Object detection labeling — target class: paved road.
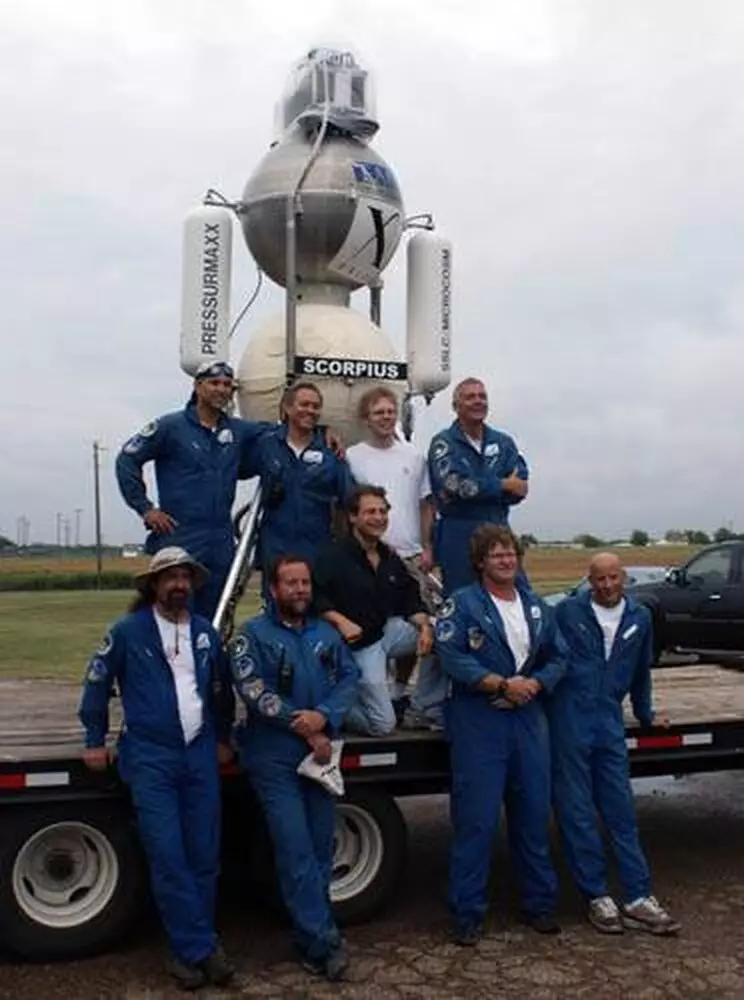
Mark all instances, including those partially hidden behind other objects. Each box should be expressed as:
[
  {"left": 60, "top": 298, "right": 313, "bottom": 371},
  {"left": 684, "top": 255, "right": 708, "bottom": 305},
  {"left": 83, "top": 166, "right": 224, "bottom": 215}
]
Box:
[{"left": 3, "top": 772, "right": 744, "bottom": 999}]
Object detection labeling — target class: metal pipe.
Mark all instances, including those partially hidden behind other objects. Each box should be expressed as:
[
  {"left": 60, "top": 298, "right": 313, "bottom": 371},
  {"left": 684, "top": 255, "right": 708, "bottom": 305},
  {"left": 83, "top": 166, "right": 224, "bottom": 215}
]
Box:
[
  {"left": 212, "top": 485, "right": 264, "bottom": 637},
  {"left": 284, "top": 61, "right": 331, "bottom": 385},
  {"left": 370, "top": 282, "right": 382, "bottom": 326},
  {"left": 93, "top": 442, "right": 103, "bottom": 588}
]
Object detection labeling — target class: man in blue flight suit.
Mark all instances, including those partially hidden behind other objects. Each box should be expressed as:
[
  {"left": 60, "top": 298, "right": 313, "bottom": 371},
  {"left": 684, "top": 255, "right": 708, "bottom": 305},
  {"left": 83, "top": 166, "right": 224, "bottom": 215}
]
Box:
[
  {"left": 428, "top": 377, "right": 529, "bottom": 595},
  {"left": 552, "top": 552, "right": 680, "bottom": 936},
  {"left": 230, "top": 555, "right": 359, "bottom": 981},
  {"left": 79, "top": 547, "right": 236, "bottom": 990},
  {"left": 115, "top": 361, "right": 270, "bottom": 620},
  {"left": 256, "top": 381, "right": 354, "bottom": 586},
  {"left": 435, "top": 524, "right": 566, "bottom": 946}
]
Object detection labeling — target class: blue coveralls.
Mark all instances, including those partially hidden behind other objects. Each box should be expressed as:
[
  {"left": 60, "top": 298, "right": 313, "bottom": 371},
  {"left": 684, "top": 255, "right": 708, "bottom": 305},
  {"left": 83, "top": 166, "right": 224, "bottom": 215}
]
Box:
[
  {"left": 79, "top": 608, "right": 234, "bottom": 965},
  {"left": 551, "top": 592, "right": 655, "bottom": 903},
  {"left": 427, "top": 422, "right": 529, "bottom": 594},
  {"left": 230, "top": 611, "right": 359, "bottom": 962},
  {"left": 115, "top": 402, "right": 269, "bottom": 619},
  {"left": 435, "top": 583, "right": 566, "bottom": 931},
  {"left": 256, "top": 426, "right": 354, "bottom": 581}
]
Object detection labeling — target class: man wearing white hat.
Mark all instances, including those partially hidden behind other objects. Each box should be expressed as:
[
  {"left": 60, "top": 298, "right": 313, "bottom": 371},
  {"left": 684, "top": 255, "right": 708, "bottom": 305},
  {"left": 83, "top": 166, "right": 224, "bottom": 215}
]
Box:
[{"left": 79, "top": 547, "right": 236, "bottom": 991}]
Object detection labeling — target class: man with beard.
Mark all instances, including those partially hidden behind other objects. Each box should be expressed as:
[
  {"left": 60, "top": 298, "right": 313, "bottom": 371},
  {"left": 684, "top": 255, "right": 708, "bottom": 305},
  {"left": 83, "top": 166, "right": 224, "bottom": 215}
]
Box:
[
  {"left": 427, "top": 378, "right": 529, "bottom": 595},
  {"left": 435, "top": 525, "right": 566, "bottom": 945},
  {"left": 551, "top": 552, "right": 680, "bottom": 936},
  {"left": 115, "top": 361, "right": 271, "bottom": 620},
  {"left": 230, "top": 556, "right": 359, "bottom": 981},
  {"left": 79, "top": 547, "right": 235, "bottom": 990}
]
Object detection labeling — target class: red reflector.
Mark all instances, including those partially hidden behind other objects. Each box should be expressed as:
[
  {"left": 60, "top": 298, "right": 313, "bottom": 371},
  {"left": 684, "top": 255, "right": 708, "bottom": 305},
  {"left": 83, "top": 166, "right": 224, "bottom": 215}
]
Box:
[
  {"left": 0, "top": 773, "right": 25, "bottom": 789},
  {"left": 341, "top": 755, "right": 360, "bottom": 770},
  {"left": 636, "top": 735, "right": 682, "bottom": 750},
  {"left": 219, "top": 761, "right": 241, "bottom": 777}
]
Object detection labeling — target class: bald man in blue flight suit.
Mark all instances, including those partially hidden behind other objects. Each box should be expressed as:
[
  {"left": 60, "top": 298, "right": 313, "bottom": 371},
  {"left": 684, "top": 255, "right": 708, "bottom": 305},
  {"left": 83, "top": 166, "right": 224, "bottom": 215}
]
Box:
[
  {"left": 230, "top": 554, "right": 359, "bottom": 981},
  {"left": 551, "top": 552, "right": 680, "bottom": 936},
  {"left": 79, "top": 546, "right": 235, "bottom": 991},
  {"left": 115, "top": 361, "right": 270, "bottom": 620},
  {"left": 428, "top": 377, "right": 529, "bottom": 595},
  {"left": 435, "top": 524, "right": 566, "bottom": 946}
]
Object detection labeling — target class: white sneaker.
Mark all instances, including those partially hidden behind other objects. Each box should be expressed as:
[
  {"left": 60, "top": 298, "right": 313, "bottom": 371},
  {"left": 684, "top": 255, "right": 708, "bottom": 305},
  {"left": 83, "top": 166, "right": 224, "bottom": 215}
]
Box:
[
  {"left": 588, "top": 895, "right": 624, "bottom": 934},
  {"left": 621, "top": 895, "right": 680, "bottom": 935}
]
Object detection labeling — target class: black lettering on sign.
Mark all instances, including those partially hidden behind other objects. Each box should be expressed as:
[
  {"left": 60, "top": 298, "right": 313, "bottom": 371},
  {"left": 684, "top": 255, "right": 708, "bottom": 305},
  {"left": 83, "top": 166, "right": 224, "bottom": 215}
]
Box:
[
  {"left": 200, "top": 223, "right": 222, "bottom": 355},
  {"left": 294, "top": 356, "right": 408, "bottom": 382}
]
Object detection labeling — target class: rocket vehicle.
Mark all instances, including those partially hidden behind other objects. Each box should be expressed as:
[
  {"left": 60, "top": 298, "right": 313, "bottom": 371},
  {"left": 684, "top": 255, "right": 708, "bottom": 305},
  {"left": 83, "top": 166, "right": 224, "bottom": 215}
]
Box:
[{"left": 180, "top": 46, "right": 452, "bottom": 443}]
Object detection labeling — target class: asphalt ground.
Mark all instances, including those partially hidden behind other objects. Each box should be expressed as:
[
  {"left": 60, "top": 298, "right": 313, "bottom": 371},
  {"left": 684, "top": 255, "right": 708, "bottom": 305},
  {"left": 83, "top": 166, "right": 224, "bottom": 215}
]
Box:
[{"left": 3, "top": 772, "right": 744, "bottom": 999}]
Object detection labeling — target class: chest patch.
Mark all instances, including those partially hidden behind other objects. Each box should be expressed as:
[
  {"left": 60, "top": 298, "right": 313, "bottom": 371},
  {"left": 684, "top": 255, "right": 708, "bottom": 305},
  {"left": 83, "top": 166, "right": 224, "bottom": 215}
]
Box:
[
  {"left": 467, "top": 627, "right": 485, "bottom": 651},
  {"left": 302, "top": 450, "right": 324, "bottom": 465}
]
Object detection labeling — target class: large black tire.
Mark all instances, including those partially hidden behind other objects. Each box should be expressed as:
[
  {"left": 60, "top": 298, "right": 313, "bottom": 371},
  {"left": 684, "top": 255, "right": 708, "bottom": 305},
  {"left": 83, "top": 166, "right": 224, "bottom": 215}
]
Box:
[
  {"left": 0, "top": 802, "right": 146, "bottom": 961},
  {"left": 331, "top": 789, "right": 408, "bottom": 926}
]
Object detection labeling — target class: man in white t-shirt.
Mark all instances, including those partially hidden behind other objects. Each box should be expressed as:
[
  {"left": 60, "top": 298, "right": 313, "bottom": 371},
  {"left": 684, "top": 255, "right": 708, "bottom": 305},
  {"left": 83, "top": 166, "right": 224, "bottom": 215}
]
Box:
[
  {"left": 347, "top": 386, "right": 435, "bottom": 571},
  {"left": 346, "top": 387, "right": 442, "bottom": 726},
  {"left": 552, "top": 553, "right": 679, "bottom": 937}
]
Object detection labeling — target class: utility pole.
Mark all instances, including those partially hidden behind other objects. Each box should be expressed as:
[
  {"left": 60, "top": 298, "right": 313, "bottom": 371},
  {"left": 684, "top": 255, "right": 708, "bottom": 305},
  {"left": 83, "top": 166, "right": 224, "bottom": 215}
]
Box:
[
  {"left": 55, "top": 511, "right": 63, "bottom": 548},
  {"left": 74, "top": 508, "right": 83, "bottom": 547},
  {"left": 93, "top": 442, "right": 104, "bottom": 588},
  {"left": 63, "top": 518, "right": 71, "bottom": 549}
]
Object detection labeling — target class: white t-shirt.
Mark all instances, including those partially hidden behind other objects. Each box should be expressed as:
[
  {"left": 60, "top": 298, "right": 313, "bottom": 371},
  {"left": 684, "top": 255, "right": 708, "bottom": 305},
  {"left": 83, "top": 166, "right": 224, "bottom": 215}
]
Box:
[
  {"left": 465, "top": 434, "right": 483, "bottom": 454},
  {"left": 591, "top": 599, "right": 626, "bottom": 660},
  {"left": 490, "top": 594, "right": 531, "bottom": 672},
  {"left": 154, "top": 610, "right": 203, "bottom": 743},
  {"left": 346, "top": 439, "right": 432, "bottom": 558}
]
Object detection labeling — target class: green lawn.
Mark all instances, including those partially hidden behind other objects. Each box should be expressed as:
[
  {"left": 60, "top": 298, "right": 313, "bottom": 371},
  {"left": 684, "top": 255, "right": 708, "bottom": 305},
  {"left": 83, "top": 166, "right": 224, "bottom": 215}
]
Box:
[
  {"left": 0, "top": 576, "right": 573, "bottom": 683},
  {"left": 0, "top": 591, "right": 262, "bottom": 682}
]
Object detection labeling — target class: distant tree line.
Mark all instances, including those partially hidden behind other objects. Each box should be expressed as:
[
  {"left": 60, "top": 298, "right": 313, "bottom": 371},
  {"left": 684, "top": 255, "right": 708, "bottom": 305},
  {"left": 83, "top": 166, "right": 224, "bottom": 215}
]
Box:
[{"left": 521, "top": 527, "right": 742, "bottom": 550}]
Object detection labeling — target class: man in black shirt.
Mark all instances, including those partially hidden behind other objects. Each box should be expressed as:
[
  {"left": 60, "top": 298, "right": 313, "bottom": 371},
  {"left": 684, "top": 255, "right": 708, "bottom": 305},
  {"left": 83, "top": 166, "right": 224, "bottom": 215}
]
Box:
[{"left": 314, "top": 485, "right": 447, "bottom": 735}]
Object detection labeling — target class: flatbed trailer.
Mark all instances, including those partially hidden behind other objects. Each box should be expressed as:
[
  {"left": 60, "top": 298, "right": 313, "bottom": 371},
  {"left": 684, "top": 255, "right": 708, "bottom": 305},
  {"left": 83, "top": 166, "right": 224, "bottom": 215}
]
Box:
[{"left": 1, "top": 664, "right": 744, "bottom": 961}]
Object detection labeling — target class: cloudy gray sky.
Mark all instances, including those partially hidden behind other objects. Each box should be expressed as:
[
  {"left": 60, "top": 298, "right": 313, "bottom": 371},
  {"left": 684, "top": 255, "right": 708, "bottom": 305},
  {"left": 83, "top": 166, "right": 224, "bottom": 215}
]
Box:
[{"left": 2, "top": 0, "right": 744, "bottom": 545}]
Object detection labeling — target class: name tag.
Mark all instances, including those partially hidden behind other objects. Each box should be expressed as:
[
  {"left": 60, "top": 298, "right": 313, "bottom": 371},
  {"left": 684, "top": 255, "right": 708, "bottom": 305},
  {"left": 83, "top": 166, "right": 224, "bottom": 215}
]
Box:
[
  {"left": 622, "top": 624, "right": 639, "bottom": 640},
  {"left": 303, "top": 450, "right": 324, "bottom": 465},
  {"left": 484, "top": 442, "right": 500, "bottom": 457}
]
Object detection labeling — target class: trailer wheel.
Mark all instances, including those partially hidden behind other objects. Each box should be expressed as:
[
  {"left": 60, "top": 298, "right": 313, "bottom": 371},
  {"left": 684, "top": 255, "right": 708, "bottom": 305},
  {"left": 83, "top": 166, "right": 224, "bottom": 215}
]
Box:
[
  {"left": 331, "top": 790, "right": 407, "bottom": 926},
  {"left": 0, "top": 803, "right": 145, "bottom": 961}
]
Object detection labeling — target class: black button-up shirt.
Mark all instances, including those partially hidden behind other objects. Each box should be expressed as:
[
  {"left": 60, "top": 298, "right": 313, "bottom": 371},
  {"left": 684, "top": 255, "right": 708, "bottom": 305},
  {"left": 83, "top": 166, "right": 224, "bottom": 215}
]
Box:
[{"left": 313, "top": 535, "right": 426, "bottom": 650}]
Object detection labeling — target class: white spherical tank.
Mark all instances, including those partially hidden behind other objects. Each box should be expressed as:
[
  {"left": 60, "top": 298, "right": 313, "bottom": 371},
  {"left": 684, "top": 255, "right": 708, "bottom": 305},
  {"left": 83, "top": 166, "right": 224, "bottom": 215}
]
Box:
[{"left": 236, "top": 303, "right": 405, "bottom": 444}]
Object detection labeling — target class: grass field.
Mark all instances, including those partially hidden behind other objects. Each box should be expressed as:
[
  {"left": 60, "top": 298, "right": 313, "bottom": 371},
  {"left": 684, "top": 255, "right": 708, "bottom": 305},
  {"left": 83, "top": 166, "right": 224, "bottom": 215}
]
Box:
[
  {"left": 0, "top": 546, "right": 697, "bottom": 683},
  {"left": 0, "top": 556, "right": 150, "bottom": 576}
]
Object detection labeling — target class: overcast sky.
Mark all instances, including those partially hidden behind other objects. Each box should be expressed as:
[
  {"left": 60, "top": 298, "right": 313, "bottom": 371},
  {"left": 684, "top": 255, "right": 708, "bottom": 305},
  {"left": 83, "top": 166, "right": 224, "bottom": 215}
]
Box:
[{"left": 2, "top": 0, "right": 744, "bottom": 545}]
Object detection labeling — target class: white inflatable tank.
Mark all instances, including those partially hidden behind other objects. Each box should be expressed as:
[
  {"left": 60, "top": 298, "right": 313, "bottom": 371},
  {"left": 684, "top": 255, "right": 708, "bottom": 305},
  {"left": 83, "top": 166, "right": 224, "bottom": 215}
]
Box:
[
  {"left": 180, "top": 205, "right": 233, "bottom": 376},
  {"left": 236, "top": 303, "right": 405, "bottom": 444},
  {"left": 406, "top": 231, "right": 452, "bottom": 397}
]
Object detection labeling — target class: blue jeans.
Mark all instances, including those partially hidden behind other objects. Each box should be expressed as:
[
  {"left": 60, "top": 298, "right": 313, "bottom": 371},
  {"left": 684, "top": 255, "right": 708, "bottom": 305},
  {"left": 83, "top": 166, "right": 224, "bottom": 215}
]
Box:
[{"left": 345, "top": 618, "right": 447, "bottom": 735}]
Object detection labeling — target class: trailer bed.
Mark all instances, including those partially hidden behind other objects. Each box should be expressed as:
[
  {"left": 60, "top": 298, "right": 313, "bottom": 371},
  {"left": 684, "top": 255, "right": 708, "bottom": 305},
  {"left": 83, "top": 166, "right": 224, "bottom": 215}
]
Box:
[{"left": 2, "top": 665, "right": 744, "bottom": 788}]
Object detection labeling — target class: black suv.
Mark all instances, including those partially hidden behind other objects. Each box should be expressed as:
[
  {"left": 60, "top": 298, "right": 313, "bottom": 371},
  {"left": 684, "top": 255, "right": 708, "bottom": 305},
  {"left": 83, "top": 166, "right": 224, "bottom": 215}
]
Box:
[{"left": 629, "top": 541, "right": 744, "bottom": 661}]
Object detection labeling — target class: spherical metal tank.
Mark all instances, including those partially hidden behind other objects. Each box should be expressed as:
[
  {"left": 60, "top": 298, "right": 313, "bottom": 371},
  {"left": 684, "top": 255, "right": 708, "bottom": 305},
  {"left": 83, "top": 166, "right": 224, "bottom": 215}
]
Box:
[
  {"left": 240, "top": 130, "right": 405, "bottom": 291},
  {"left": 236, "top": 303, "right": 405, "bottom": 445}
]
